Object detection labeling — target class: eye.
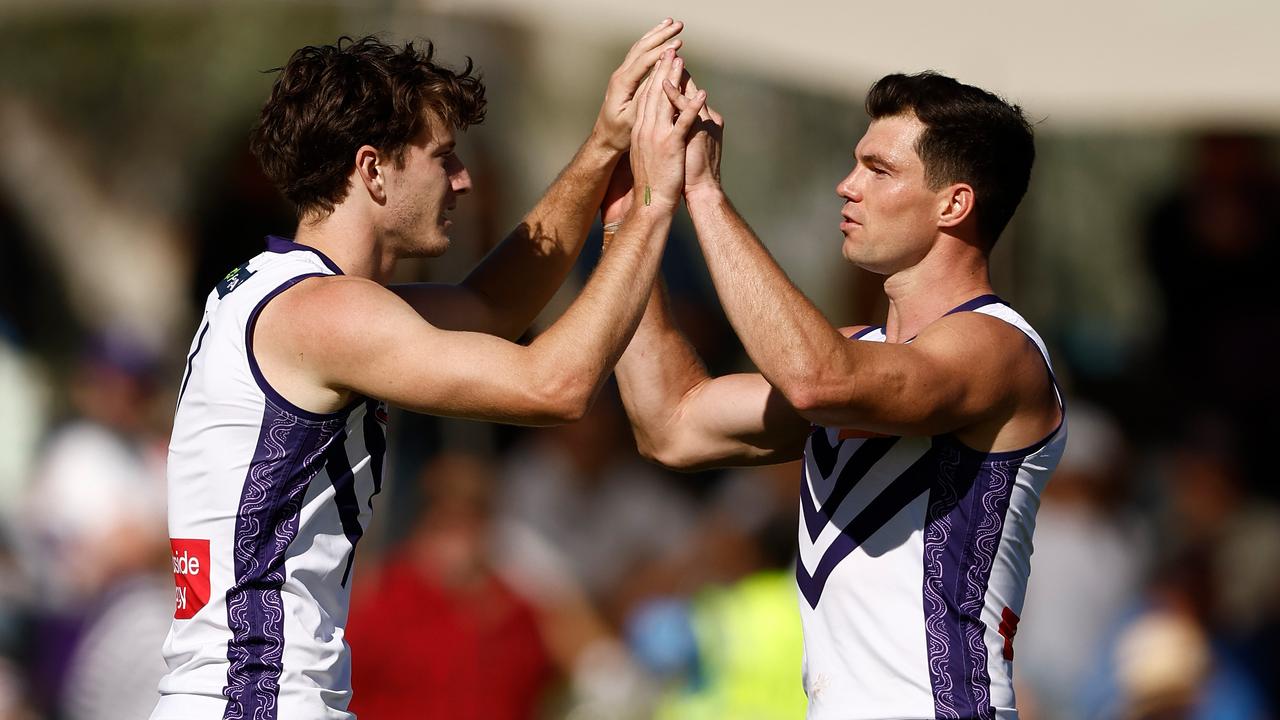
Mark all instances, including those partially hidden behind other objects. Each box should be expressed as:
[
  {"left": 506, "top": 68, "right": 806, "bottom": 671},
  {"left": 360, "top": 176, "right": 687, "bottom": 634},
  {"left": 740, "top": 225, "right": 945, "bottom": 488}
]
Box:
[{"left": 871, "top": 166, "right": 889, "bottom": 176}]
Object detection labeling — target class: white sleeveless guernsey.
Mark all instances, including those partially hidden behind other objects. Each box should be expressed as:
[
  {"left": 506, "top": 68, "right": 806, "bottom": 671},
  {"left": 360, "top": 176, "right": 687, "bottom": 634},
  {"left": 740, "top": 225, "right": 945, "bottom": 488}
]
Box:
[
  {"left": 153, "top": 236, "right": 386, "bottom": 720},
  {"left": 796, "top": 295, "right": 1066, "bottom": 720}
]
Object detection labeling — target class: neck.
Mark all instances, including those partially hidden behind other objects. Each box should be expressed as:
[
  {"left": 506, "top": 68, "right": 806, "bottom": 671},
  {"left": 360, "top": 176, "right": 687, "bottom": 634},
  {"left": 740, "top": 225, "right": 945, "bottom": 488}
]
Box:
[
  {"left": 292, "top": 205, "right": 395, "bottom": 283},
  {"left": 881, "top": 235, "right": 993, "bottom": 343}
]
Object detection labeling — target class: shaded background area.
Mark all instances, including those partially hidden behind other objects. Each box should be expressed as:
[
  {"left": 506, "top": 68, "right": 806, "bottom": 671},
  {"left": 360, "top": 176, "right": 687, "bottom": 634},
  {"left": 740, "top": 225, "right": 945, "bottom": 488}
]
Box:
[{"left": 1, "top": 2, "right": 1278, "bottom": 719}]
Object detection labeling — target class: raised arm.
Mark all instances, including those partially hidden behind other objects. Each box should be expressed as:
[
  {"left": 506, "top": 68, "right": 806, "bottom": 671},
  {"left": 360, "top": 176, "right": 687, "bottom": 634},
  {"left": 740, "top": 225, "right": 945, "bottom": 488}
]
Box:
[
  {"left": 665, "top": 83, "right": 1057, "bottom": 443},
  {"left": 606, "top": 101, "right": 808, "bottom": 471},
  {"left": 391, "top": 19, "right": 685, "bottom": 340},
  {"left": 256, "top": 49, "right": 706, "bottom": 426}
]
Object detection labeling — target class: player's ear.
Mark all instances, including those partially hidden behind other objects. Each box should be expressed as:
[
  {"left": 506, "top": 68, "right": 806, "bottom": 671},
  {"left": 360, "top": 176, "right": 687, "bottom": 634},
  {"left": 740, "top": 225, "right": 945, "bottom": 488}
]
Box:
[
  {"left": 354, "top": 145, "right": 386, "bottom": 204},
  {"left": 936, "top": 182, "right": 974, "bottom": 229}
]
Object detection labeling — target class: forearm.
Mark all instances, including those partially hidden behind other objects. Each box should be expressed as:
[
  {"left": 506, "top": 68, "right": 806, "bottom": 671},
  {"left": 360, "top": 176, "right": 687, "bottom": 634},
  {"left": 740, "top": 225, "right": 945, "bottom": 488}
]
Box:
[
  {"left": 686, "top": 189, "right": 853, "bottom": 402},
  {"left": 526, "top": 204, "right": 674, "bottom": 417},
  {"left": 461, "top": 132, "right": 622, "bottom": 339},
  {"left": 614, "top": 279, "right": 712, "bottom": 455}
]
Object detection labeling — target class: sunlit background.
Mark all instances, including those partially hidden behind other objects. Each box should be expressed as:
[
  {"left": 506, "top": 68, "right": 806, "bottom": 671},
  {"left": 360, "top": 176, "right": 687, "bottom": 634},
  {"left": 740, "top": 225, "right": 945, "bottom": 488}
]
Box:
[{"left": 1, "top": 2, "right": 1278, "bottom": 719}]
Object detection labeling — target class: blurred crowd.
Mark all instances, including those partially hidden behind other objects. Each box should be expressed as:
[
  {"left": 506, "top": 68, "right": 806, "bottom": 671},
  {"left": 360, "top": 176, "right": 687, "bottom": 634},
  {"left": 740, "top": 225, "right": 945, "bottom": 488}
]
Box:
[{"left": 2, "top": 9, "right": 1280, "bottom": 720}]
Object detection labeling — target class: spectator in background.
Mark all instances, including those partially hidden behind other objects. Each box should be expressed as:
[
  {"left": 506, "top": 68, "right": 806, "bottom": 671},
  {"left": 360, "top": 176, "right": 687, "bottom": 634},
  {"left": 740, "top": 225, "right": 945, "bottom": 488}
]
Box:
[
  {"left": 640, "top": 461, "right": 807, "bottom": 720},
  {"left": 347, "top": 452, "right": 553, "bottom": 720},
  {"left": 10, "top": 329, "right": 170, "bottom": 718},
  {"left": 1143, "top": 133, "right": 1280, "bottom": 481},
  {"left": 1081, "top": 549, "right": 1269, "bottom": 720},
  {"left": 497, "top": 385, "right": 698, "bottom": 621},
  {"left": 1162, "top": 418, "right": 1280, "bottom": 711},
  {"left": 1016, "top": 400, "right": 1148, "bottom": 720}
]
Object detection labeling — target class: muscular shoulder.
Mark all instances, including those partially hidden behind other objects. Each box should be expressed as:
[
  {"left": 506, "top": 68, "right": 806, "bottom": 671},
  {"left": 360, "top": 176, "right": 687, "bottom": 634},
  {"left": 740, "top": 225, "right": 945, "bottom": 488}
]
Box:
[
  {"left": 916, "top": 310, "right": 1058, "bottom": 440},
  {"left": 913, "top": 311, "right": 1043, "bottom": 374},
  {"left": 260, "top": 275, "right": 424, "bottom": 346},
  {"left": 253, "top": 275, "right": 428, "bottom": 410}
]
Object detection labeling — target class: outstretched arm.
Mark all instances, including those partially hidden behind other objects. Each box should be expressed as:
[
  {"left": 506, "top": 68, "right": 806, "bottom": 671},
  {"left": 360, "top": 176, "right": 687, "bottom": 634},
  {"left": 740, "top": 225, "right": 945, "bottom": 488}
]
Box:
[
  {"left": 392, "top": 19, "right": 685, "bottom": 340},
  {"left": 257, "top": 49, "right": 708, "bottom": 426}
]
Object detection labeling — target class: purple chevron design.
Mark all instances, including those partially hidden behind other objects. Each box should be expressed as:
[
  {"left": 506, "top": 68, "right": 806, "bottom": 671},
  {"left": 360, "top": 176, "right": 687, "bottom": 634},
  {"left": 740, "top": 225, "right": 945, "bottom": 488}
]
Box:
[
  {"left": 921, "top": 439, "right": 1019, "bottom": 720},
  {"left": 222, "top": 399, "right": 347, "bottom": 720},
  {"left": 797, "top": 446, "right": 934, "bottom": 609},
  {"left": 802, "top": 431, "right": 899, "bottom": 543}
]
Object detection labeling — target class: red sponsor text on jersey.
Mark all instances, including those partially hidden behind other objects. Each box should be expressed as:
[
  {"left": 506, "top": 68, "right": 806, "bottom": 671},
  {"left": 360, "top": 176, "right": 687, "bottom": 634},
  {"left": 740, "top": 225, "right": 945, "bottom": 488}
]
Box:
[
  {"left": 171, "top": 538, "right": 210, "bottom": 619},
  {"left": 998, "top": 606, "right": 1020, "bottom": 661}
]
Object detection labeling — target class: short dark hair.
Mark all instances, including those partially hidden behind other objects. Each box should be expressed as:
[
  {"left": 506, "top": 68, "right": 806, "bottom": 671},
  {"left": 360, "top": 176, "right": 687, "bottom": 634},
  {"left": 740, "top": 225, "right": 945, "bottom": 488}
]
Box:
[
  {"left": 866, "top": 72, "right": 1034, "bottom": 246},
  {"left": 250, "top": 35, "right": 486, "bottom": 217}
]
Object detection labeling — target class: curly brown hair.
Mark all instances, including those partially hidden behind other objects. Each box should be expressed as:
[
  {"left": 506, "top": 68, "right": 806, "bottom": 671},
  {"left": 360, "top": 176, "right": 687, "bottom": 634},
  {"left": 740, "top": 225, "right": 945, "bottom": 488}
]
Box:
[{"left": 250, "top": 35, "right": 486, "bottom": 217}]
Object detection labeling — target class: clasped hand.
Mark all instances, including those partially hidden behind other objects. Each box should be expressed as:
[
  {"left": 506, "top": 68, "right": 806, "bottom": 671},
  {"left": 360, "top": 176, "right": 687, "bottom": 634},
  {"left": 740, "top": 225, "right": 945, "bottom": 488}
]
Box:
[{"left": 602, "top": 46, "right": 724, "bottom": 224}]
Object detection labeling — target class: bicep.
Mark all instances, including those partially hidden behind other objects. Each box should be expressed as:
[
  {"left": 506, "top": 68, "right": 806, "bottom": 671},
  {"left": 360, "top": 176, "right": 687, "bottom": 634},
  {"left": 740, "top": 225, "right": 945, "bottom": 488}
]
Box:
[
  {"left": 798, "top": 318, "right": 1023, "bottom": 437},
  {"left": 318, "top": 285, "right": 568, "bottom": 425},
  {"left": 388, "top": 283, "right": 505, "bottom": 337},
  {"left": 656, "top": 373, "right": 809, "bottom": 470}
]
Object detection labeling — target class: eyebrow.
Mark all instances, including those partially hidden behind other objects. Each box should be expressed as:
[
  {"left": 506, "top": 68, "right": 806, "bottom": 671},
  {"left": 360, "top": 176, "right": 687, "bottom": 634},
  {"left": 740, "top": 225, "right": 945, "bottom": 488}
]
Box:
[{"left": 859, "top": 152, "right": 897, "bottom": 171}]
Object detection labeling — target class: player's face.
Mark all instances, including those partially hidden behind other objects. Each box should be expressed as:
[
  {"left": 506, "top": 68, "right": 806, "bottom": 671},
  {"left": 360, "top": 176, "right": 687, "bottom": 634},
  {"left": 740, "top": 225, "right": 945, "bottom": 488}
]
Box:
[
  {"left": 835, "top": 114, "right": 943, "bottom": 274},
  {"left": 384, "top": 117, "right": 472, "bottom": 258}
]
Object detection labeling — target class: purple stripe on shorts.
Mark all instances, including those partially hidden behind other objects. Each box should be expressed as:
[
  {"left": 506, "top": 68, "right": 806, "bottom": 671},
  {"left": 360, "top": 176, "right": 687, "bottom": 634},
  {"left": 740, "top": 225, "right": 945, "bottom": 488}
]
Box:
[
  {"left": 921, "top": 439, "right": 1019, "bottom": 720},
  {"left": 222, "top": 401, "right": 348, "bottom": 720}
]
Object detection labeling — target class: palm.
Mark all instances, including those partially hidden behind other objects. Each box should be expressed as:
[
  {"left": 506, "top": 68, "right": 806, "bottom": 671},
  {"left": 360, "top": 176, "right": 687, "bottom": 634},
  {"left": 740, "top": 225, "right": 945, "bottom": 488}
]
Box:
[
  {"left": 602, "top": 154, "right": 634, "bottom": 225},
  {"left": 679, "top": 77, "right": 722, "bottom": 195}
]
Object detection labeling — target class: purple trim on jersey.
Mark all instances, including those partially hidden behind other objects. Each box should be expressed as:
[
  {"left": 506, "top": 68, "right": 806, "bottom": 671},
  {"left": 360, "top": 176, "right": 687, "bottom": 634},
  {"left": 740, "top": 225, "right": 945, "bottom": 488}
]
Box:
[
  {"left": 361, "top": 399, "right": 387, "bottom": 510},
  {"left": 801, "top": 433, "right": 899, "bottom": 542},
  {"left": 265, "top": 235, "right": 346, "bottom": 276},
  {"left": 945, "top": 294, "right": 1005, "bottom": 316},
  {"left": 849, "top": 325, "right": 883, "bottom": 340},
  {"left": 222, "top": 401, "right": 349, "bottom": 720},
  {"left": 322, "top": 433, "right": 364, "bottom": 587},
  {"left": 921, "top": 438, "right": 1019, "bottom": 720},
  {"left": 796, "top": 449, "right": 934, "bottom": 609},
  {"left": 177, "top": 319, "right": 211, "bottom": 408},
  {"left": 245, "top": 274, "right": 364, "bottom": 423}
]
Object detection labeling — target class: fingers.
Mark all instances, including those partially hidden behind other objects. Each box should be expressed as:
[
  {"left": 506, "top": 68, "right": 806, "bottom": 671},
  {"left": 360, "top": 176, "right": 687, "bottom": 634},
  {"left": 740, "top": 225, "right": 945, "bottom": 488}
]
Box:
[
  {"left": 633, "top": 71, "right": 653, "bottom": 137},
  {"left": 643, "top": 49, "right": 676, "bottom": 128},
  {"left": 638, "top": 17, "right": 680, "bottom": 44},
  {"left": 684, "top": 76, "right": 712, "bottom": 121},
  {"left": 618, "top": 20, "right": 684, "bottom": 86},
  {"left": 669, "top": 84, "right": 708, "bottom": 136},
  {"left": 665, "top": 48, "right": 685, "bottom": 88}
]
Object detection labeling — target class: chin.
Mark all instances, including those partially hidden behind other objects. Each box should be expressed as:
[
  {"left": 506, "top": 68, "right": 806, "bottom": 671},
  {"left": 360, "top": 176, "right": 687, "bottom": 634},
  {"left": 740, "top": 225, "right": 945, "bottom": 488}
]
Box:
[
  {"left": 843, "top": 244, "right": 891, "bottom": 276},
  {"left": 409, "top": 234, "right": 451, "bottom": 258}
]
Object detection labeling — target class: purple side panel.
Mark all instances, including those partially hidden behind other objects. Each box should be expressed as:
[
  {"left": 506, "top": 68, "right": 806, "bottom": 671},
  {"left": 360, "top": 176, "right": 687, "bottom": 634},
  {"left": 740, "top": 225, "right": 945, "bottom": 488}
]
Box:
[
  {"left": 922, "top": 440, "right": 1018, "bottom": 720},
  {"left": 222, "top": 401, "right": 346, "bottom": 720}
]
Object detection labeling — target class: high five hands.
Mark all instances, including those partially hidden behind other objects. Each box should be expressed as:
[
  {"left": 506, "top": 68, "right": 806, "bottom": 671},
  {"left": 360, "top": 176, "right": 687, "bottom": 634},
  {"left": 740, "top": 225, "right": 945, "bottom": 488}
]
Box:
[{"left": 602, "top": 25, "right": 723, "bottom": 227}]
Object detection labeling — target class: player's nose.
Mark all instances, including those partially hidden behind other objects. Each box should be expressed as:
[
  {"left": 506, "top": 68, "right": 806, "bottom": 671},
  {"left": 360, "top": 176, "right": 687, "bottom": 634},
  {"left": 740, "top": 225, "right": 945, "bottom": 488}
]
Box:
[
  {"left": 452, "top": 165, "right": 473, "bottom": 195},
  {"left": 836, "top": 167, "right": 861, "bottom": 202}
]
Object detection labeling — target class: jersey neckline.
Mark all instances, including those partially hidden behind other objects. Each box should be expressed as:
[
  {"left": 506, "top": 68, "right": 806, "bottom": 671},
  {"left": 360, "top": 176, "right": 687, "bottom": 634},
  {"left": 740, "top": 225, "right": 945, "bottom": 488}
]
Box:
[{"left": 265, "top": 235, "right": 346, "bottom": 276}]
